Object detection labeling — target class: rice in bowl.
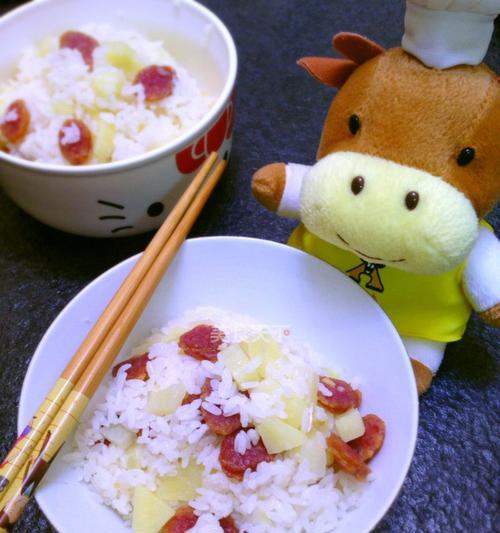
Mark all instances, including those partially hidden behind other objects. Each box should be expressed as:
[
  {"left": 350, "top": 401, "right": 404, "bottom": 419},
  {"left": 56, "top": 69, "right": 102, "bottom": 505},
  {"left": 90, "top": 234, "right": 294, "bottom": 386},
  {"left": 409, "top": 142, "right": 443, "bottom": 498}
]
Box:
[
  {"left": 67, "top": 308, "right": 385, "bottom": 533},
  {"left": 0, "top": 24, "right": 213, "bottom": 165}
]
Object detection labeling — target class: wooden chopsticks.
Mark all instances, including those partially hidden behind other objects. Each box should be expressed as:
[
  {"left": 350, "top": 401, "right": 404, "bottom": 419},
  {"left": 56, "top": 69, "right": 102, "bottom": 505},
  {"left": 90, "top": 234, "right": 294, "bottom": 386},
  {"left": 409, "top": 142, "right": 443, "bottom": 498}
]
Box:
[{"left": 0, "top": 153, "right": 226, "bottom": 531}]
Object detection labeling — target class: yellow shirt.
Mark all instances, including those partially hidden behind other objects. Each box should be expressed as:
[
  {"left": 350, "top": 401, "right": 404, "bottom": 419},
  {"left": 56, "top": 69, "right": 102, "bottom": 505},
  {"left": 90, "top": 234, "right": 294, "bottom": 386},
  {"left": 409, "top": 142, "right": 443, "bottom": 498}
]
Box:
[{"left": 288, "top": 224, "right": 472, "bottom": 342}]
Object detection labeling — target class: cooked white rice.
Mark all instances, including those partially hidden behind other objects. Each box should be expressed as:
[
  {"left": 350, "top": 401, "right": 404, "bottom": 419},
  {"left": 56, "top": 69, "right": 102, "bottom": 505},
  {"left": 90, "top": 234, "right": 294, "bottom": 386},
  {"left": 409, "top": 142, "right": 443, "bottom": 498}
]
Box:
[
  {"left": 0, "top": 24, "right": 213, "bottom": 164},
  {"left": 67, "top": 308, "right": 371, "bottom": 532}
]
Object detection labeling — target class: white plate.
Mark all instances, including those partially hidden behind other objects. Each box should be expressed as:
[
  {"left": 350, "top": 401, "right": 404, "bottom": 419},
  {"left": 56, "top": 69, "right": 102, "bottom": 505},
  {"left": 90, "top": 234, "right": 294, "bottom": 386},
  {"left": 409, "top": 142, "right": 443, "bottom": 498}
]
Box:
[{"left": 19, "top": 236, "right": 418, "bottom": 533}]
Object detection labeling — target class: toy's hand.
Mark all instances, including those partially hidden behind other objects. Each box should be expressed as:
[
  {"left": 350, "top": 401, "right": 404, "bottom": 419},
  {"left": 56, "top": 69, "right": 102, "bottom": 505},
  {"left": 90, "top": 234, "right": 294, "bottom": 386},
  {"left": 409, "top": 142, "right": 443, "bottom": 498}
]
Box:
[
  {"left": 479, "top": 303, "right": 500, "bottom": 328},
  {"left": 252, "top": 163, "right": 286, "bottom": 212},
  {"left": 410, "top": 358, "right": 433, "bottom": 395},
  {"left": 252, "top": 162, "right": 311, "bottom": 218}
]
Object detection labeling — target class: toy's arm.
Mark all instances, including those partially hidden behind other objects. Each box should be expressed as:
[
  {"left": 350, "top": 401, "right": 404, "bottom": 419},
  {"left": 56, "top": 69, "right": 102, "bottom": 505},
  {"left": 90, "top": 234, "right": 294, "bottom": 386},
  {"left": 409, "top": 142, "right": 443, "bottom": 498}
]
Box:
[
  {"left": 252, "top": 163, "right": 311, "bottom": 218},
  {"left": 463, "top": 225, "right": 500, "bottom": 327}
]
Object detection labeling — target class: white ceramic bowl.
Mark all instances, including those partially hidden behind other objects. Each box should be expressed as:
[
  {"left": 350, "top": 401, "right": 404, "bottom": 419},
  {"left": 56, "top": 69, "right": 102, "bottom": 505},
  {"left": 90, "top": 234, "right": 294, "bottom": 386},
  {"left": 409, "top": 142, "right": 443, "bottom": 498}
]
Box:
[
  {"left": 0, "top": 0, "right": 237, "bottom": 237},
  {"left": 19, "top": 237, "right": 418, "bottom": 533}
]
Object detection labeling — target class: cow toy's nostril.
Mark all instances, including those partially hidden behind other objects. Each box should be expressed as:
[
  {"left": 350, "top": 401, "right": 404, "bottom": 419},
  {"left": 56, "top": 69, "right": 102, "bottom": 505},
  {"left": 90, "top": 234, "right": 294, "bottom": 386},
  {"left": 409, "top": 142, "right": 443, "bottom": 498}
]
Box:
[
  {"left": 405, "top": 191, "right": 419, "bottom": 210},
  {"left": 351, "top": 176, "right": 365, "bottom": 195}
]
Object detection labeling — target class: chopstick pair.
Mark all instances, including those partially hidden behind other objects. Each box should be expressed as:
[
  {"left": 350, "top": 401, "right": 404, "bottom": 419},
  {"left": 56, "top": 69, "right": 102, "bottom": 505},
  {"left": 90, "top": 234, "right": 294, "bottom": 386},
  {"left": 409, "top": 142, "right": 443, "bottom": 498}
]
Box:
[{"left": 0, "top": 152, "right": 226, "bottom": 531}]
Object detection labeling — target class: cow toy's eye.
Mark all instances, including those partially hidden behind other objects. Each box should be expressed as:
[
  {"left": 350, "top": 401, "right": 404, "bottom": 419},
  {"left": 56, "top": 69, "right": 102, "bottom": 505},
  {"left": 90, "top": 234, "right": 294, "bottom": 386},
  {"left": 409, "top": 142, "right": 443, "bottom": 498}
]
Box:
[
  {"left": 457, "top": 147, "right": 475, "bottom": 166},
  {"left": 348, "top": 114, "right": 361, "bottom": 135}
]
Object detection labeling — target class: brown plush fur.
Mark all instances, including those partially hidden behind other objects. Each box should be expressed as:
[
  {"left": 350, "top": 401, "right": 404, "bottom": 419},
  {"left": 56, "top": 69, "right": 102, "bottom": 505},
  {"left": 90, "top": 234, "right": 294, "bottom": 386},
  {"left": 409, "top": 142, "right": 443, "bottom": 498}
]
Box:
[
  {"left": 312, "top": 48, "right": 500, "bottom": 217},
  {"left": 411, "top": 358, "right": 433, "bottom": 395},
  {"left": 252, "top": 162, "right": 286, "bottom": 212}
]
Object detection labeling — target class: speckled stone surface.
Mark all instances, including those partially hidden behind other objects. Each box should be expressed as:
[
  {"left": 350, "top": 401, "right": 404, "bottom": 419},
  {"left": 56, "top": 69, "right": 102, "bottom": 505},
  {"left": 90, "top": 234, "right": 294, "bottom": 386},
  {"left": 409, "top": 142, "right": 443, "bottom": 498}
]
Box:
[{"left": 0, "top": 1, "right": 498, "bottom": 532}]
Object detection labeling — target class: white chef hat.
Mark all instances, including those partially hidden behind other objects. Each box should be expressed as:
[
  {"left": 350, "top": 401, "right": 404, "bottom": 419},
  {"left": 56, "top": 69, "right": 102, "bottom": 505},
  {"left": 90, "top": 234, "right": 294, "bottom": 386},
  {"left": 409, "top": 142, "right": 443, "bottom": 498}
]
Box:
[{"left": 402, "top": 0, "right": 500, "bottom": 69}]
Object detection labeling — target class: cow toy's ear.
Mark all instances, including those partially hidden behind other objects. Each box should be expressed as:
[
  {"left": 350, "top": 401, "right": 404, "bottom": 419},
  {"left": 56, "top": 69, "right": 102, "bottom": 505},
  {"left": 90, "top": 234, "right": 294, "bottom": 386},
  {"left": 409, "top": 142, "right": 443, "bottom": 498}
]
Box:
[
  {"left": 297, "top": 57, "right": 357, "bottom": 88},
  {"left": 332, "top": 32, "right": 385, "bottom": 65},
  {"left": 298, "top": 32, "right": 384, "bottom": 88}
]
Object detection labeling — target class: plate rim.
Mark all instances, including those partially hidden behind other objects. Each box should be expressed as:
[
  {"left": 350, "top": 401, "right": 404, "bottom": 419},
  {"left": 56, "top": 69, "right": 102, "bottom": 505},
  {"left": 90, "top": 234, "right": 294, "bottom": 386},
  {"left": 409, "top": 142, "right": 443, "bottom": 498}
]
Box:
[{"left": 18, "top": 235, "right": 419, "bottom": 532}]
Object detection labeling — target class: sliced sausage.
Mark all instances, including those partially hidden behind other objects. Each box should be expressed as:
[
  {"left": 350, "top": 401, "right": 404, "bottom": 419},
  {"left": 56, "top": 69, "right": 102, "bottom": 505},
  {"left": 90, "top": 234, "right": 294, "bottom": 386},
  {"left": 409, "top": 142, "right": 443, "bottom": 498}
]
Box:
[
  {"left": 350, "top": 414, "right": 385, "bottom": 462},
  {"left": 161, "top": 506, "right": 198, "bottom": 533},
  {"left": 317, "top": 376, "right": 361, "bottom": 414},
  {"left": 1, "top": 100, "right": 30, "bottom": 144},
  {"left": 178, "top": 325, "right": 225, "bottom": 362},
  {"left": 60, "top": 30, "right": 99, "bottom": 69},
  {"left": 219, "top": 432, "right": 272, "bottom": 481},
  {"left": 112, "top": 353, "right": 149, "bottom": 381},
  {"left": 200, "top": 380, "right": 241, "bottom": 436},
  {"left": 326, "top": 433, "right": 370, "bottom": 481},
  {"left": 219, "top": 516, "right": 239, "bottom": 533},
  {"left": 134, "top": 65, "right": 176, "bottom": 102},
  {"left": 58, "top": 118, "right": 93, "bottom": 165}
]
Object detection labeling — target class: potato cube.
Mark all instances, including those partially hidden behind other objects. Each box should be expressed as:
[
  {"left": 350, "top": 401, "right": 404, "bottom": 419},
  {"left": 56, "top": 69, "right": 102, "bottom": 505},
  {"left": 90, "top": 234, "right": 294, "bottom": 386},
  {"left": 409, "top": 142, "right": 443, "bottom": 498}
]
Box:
[
  {"left": 240, "top": 335, "right": 282, "bottom": 377},
  {"left": 256, "top": 417, "right": 305, "bottom": 454},
  {"left": 221, "top": 344, "right": 260, "bottom": 386},
  {"left": 100, "top": 424, "right": 136, "bottom": 449},
  {"left": 283, "top": 395, "right": 308, "bottom": 429},
  {"left": 105, "top": 42, "right": 143, "bottom": 77},
  {"left": 335, "top": 408, "right": 365, "bottom": 442},
  {"left": 125, "top": 446, "right": 140, "bottom": 469},
  {"left": 147, "top": 384, "right": 186, "bottom": 416},
  {"left": 94, "top": 119, "right": 116, "bottom": 163},
  {"left": 37, "top": 36, "right": 56, "bottom": 57},
  {"left": 132, "top": 486, "right": 174, "bottom": 533},
  {"left": 163, "top": 326, "right": 187, "bottom": 343},
  {"left": 91, "top": 70, "right": 125, "bottom": 98},
  {"left": 52, "top": 100, "right": 75, "bottom": 116},
  {"left": 300, "top": 432, "right": 326, "bottom": 479},
  {"left": 156, "top": 461, "right": 203, "bottom": 501}
]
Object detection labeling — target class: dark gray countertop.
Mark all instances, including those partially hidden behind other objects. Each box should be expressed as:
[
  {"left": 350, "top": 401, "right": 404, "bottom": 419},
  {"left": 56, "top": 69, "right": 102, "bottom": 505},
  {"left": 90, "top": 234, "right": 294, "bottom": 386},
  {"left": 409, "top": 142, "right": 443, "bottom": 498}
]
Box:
[{"left": 0, "top": 1, "right": 498, "bottom": 531}]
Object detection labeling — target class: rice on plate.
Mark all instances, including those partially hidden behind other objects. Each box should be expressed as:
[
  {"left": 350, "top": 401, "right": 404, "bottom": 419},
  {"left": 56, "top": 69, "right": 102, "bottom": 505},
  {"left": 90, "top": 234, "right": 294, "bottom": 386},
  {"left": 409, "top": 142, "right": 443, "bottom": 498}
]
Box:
[
  {"left": 0, "top": 24, "right": 213, "bottom": 165},
  {"left": 66, "top": 307, "right": 385, "bottom": 533}
]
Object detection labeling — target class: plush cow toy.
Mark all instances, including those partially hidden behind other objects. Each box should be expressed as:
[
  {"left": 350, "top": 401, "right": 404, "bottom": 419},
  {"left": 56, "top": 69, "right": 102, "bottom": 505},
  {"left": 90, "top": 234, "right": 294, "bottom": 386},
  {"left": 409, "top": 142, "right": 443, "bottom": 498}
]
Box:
[{"left": 252, "top": 32, "right": 500, "bottom": 394}]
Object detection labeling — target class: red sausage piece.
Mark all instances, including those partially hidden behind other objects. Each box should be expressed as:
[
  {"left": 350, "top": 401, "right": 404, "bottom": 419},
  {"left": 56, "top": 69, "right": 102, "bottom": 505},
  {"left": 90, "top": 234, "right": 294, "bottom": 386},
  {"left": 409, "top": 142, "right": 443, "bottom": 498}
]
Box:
[
  {"left": 219, "top": 516, "right": 239, "bottom": 533},
  {"left": 200, "top": 380, "right": 241, "bottom": 436},
  {"left": 1, "top": 100, "right": 30, "bottom": 144},
  {"left": 326, "top": 433, "right": 370, "bottom": 481},
  {"left": 60, "top": 31, "right": 99, "bottom": 69},
  {"left": 317, "top": 377, "right": 362, "bottom": 414},
  {"left": 134, "top": 65, "right": 176, "bottom": 103},
  {"left": 219, "top": 432, "right": 272, "bottom": 481},
  {"left": 112, "top": 353, "right": 150, "bottom": 381},
  {"left": 350, "top": 414, "right": 385, "bottom": 462},
  {"left": 178, "top": 325, "right": 225, "bottom": 362},
  {"left": 161, "top": 506, "right": 198, "bottom": 533},
  {"left": 58, "top": 118, "right": 93, "bottom": 165}
]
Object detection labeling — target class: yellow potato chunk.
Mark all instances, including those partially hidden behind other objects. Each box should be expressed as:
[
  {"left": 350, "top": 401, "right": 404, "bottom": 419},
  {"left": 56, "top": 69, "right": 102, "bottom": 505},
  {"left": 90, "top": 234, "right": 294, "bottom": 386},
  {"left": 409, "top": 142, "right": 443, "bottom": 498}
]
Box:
[
  {"left": 256, "top": 417, "right": 305, "bottom": 454},
  {"left": 156, "top": 461, "right": 203, "bottom": 501},
  {"left": 283, "top": 395, "right": 308, "bottom": 429},
  {"left": 163, "top": 326, "right": 187, "bottom": 343},
  {"left": 91, "top": 70, "right": 125, "bottom": 99},
  {"left": 100, "top": 424, "right": 136, "bottom": 449},
  {"left": 240, "top": 335, "right": 282, "bottom": 377},
  {"left": 94, "top": 119, "right": 116, "bottom": 163},
  {"left": 221, "top": 344, "right": 260, "bottom": 386},
  {"left": 125, "top": 446, "right": 140, "bottom": 469},
  {"left": 300, "top": 432, "right": 326, "bottom": 478},
  {"left": 335, "top": 408, "right": 365, "bottom": 442},
  {"left": 105, "top": 42, "right": 143, "bottom": 77},
  {"left": 52, "top": 100, "right": 75, "bottom": 115},
  {"left": 37, "top": 36, "right": 56, "bottom": 57},
  {"left": 132, "top": 486, "right": 174, "bottom": 533},
  {"left": 147, "top": 383, "right": 186, "bottom": 416}
]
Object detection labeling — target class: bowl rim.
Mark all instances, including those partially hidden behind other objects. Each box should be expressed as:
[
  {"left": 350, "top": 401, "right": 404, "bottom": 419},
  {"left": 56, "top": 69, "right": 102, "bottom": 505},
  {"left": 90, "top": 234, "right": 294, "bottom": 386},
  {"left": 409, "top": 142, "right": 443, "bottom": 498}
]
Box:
[
  {"left": 18, "top": 235, "right": 419, "bottom": 533},
  {"left": 0, "top": 0, "right": 238, "bottom": 177}
]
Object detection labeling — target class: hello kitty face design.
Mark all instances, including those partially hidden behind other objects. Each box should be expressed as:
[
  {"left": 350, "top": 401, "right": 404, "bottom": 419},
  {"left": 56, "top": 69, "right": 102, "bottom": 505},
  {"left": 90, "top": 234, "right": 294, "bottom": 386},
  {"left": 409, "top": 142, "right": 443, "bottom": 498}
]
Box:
[
  {"left": 95, "top": 95, "right": 235, "bottom": 235},
  {"left": 97, "top": 199, "right": 165, "bottom": 234}
]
